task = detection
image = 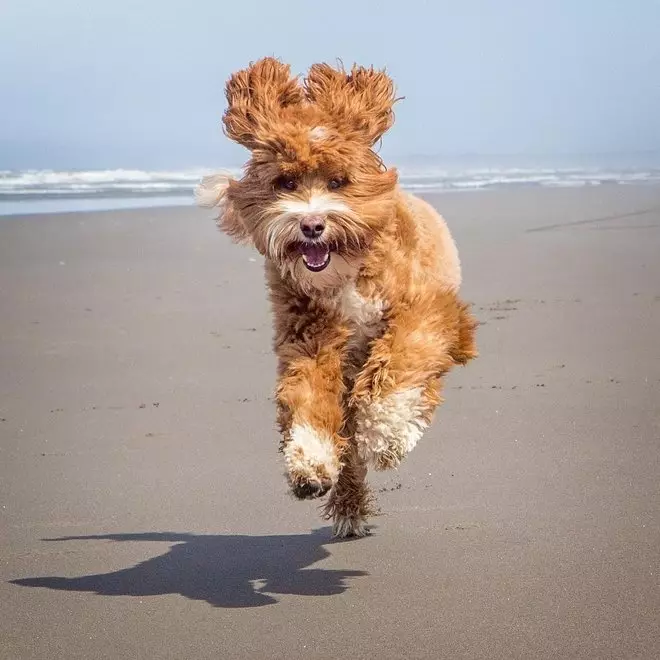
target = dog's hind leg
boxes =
[322,440,374,538]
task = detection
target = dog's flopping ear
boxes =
[223,57,305,150]
[195,173,252,244]
[305,63,398,146]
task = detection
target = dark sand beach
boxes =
[1,185,659,659]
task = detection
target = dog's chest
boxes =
[340,285,383,330]
[335,285,385,378]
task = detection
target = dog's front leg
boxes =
[275,323,350,500]
[351,298,477,470]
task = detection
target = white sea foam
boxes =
[0,168,243,198]
[398,166,660,192]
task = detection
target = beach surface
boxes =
[1,185,659,659]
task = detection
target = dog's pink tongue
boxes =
[300,244,329,267]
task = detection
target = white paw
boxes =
[354,388,428,469]
[282,425,340,498]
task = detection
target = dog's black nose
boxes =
[300,217,325,240]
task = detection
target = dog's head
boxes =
[214,58,399,288]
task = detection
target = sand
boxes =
[1,185,659,659]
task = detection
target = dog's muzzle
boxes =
[298,215,330,272]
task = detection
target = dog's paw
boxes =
[282,424,340,500]
[290,475,333,500]
[332,514,370,539]
[353,388,429,470]
[357,439,406,471]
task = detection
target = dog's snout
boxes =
[300,216,325,240]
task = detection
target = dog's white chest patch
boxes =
[339,285,384,328]
[338,285,385,379]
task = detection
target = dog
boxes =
[197,58,477,538]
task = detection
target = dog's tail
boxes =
[194,172,231,209]
[450,301,479,365]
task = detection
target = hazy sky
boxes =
[1,0,659,169]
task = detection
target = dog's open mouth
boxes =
[299,243,331,272]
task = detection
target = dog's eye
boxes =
[328,177,345,191]
[275,176,297,192]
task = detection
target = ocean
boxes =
[2,160,660,216]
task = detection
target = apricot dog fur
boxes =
[198,58,477,538]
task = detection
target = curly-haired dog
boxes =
[197,58,477,538]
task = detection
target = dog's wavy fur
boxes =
[198,58,477,538]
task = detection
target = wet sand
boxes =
[1,185,659,659]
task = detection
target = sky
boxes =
[1,0,659,170]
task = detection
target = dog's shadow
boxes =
[10,528,367,608]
